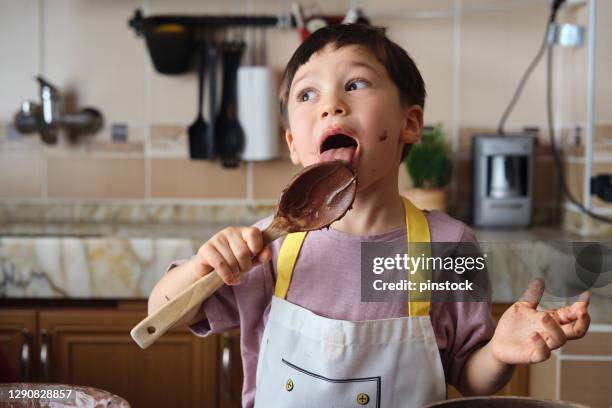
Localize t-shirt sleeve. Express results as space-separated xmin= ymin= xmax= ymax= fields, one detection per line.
xmin=430 ymin=224 xmax=496 ymax=386
xmin=164 ymin=259 xmax=241 ymax=337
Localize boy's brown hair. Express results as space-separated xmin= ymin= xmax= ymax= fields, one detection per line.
xmin=278 ymin=24 xmax=426 ymax=160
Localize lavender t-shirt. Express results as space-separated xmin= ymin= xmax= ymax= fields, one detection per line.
xmin=168 ymin=210 xmax=496 ymax=408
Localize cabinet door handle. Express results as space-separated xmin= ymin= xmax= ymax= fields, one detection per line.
xmin=20 ymin=328 xmax=32 ymax=381
xmin=39 ymin=329 xmax=50 ymax=381
xmin=221 ymin=333 xmax=233 ymax=401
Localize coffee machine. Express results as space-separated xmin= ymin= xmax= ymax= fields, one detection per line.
xmin=472 ymin=135 xmax=534 ymax=227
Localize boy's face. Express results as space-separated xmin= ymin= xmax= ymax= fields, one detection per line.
xmin=285 ymin=44 xmax=423 ymax=192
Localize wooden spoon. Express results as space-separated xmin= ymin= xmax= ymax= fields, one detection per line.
xmin=131 ymin=160 xmax=357 ymax=349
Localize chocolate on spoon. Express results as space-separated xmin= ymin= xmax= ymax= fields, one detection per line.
xmin=264 ymin=160 xmax=357 ymax=235
xmin=131 ymin=160 xmax=357 ymax=349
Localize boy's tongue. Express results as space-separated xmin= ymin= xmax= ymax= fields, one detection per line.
xmin=319 ymin=147 xmax=356 ymax=166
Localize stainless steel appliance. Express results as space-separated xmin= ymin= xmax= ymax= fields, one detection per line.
xmin=472 ymin=135 xmax=534 ymax=227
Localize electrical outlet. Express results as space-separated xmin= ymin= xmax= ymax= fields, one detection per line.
xmin=558 ymin=23 xmax=585 ymax=48
xmin=111 ymin=123 xmax=128 ymax=142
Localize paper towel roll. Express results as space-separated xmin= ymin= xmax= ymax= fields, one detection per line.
xmin=237 ymin=66 xmax=280 ymax=161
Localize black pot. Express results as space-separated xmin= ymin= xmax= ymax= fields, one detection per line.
xmin=425 ymin=397 xmax=590 ymax=408
xmin=144 ymin=22 xmax=193 ymax=75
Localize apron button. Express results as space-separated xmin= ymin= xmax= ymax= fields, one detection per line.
xmin=356 ymin=393 xmax=370 ymax=405
xmin=285 ymin=379 xmax=294 ymax=392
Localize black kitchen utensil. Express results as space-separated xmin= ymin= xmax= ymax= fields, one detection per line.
xmin=188 ymin=45 xmax=212 ymax=159
xmin=215 ymin=42 xmax=245 ymax=169
xmin=206 ymin=45 xmax=218 ymax=161
xmin=144 ymin=23 xmax=193 ymax=75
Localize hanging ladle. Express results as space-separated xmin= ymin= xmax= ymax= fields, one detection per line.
xmin=188 ymin=44 xmax=213 ymax=159
xmin=131 ymin=160 xmax=358 ymax=349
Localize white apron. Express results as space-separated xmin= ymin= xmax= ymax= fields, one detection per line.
xmin=254 ymin=197 xmax=447 ymax=407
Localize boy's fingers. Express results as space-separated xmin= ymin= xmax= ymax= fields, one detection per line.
xmin=548 ymin=305 xmax=578 ymax=326
xmin=257 ymin=247 xmax=273 ymax=264
xmin=548 ymin=291 xmax=591 ymax=326
xmin=226 ymin=228 xmax=255 ymax=273
xmin=227 ymin=274 xmax=242 ymax=285
xmin=212 ymin=234 xmax=241 ymax=276
xmin=562 ymin=310 xmax=591 ymax=340
xmin=242 ymin=227 xmax=264 ymax=256
xmin=529 ymin=332 xmax=551 ymax=363
xmin=191 ymin=254 xmax=214 ymax=278
xmin=201 ymin=245 xmax=235 ymax=284
xmin=538 ymin=313 xmax=567 ymax=350
xmin=519 ymin=278 xmax=545 ymax=309
xmin=574 ymin=290 xmax=591 ymax=308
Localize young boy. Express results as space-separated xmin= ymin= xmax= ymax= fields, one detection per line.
xmin=148 ymin=24 xmax=591 ymax=408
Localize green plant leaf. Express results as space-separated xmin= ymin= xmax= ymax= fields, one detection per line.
xmin=403 ymin=123 xmax=452 ymax=188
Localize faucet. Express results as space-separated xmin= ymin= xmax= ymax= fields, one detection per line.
xmin=13 ymin=76 xmax=103 ymax=144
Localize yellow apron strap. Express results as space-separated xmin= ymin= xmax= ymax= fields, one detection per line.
xmin=275 ymin=232 xmax=307 ymax=299
xmin=274 ymin=198 xmax=432 ymax=317
xmin=402 ymin=197 xmax=432 ymax=317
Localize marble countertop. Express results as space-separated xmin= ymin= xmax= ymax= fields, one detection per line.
xmin=0 ymin=221 xmax=229 ymax=240
xmin=1 ymin=216 xmax=610 ymax=323
xmin=1 ymin=218 xmax=602 ymax=240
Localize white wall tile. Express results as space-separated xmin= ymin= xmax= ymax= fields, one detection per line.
xmin=384 ymin=18 xmax=454 ymax=127
xmin=460 ymin=5 xmax=551 ymax=127
xmin=43 ymin=0 xmax=147 ymax=124
xmin=0 ymin=0 xmax=40 ymax=123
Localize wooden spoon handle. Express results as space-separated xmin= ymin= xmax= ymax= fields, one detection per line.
xmin=131 ymin=224 xmax=287 ymax=349
xmin=131 ymin=270 xmax=224 ymax=349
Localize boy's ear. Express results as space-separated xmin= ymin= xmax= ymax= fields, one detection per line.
xmin=399 ymin=105 xmax=424 ymax=145
xmin=285 ymin=129 xmax=301 ymax=165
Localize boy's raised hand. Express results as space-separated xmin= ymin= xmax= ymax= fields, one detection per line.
xmin=192 ymin=227 xmax=273 ymax=286
xmin=490 ymin=278 xmax=591 ymax=365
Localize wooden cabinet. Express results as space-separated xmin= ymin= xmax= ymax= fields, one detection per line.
xmin=446 ymin=303 xmax=529 ymax=399
xmin=0 ymin=302 xmax=241 ymax=408
xmin=39 ymin=306 xmax=219 ymax=408
xmin=0 ymin=309 xmax=37 ymax=382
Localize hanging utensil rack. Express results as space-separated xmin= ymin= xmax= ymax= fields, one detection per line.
xmin=128 ymin=9 xmax=294 ymax=36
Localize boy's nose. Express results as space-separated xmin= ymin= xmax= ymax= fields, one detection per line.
xmin=320 ymin=99 xmax=348 ymax=118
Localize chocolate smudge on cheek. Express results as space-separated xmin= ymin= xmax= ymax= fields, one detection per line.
xmin=378 ymin=130 xmax=388 ymax=141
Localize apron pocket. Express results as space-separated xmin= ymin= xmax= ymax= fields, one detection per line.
xmin=277 ymin=358 xmax=381 ymax=408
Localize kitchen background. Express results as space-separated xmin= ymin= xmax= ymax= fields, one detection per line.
xmin=0 ymin=0 xmax=611 ymax=407
xmin=0 ymin=0 xmax=610 ymax=228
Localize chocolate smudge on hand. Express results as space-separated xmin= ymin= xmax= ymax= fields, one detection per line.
xmin=378 ymin=130 xmax=388 ymax=141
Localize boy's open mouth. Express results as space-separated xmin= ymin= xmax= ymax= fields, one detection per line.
xmin=319 ymin=133 xmax=359 ymax=168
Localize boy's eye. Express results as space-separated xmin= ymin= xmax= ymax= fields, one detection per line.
xmin=298 ymin=89 xmax=317 ymax=102
xmin=346 ymin=78 xmax=369 ymax=91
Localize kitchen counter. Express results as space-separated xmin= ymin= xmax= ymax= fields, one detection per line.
xmin=1 ymin=203 xmax=610 ymax=323
xmin=0 ymin=222 xmax=226 ymax=300
xmin=0 ymin=221 xmax=229 ymax=240
xmin=0 ymin=202 xmax=270 ymax=300
xmin=474 ymin=227 xmax=612 ymax=324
